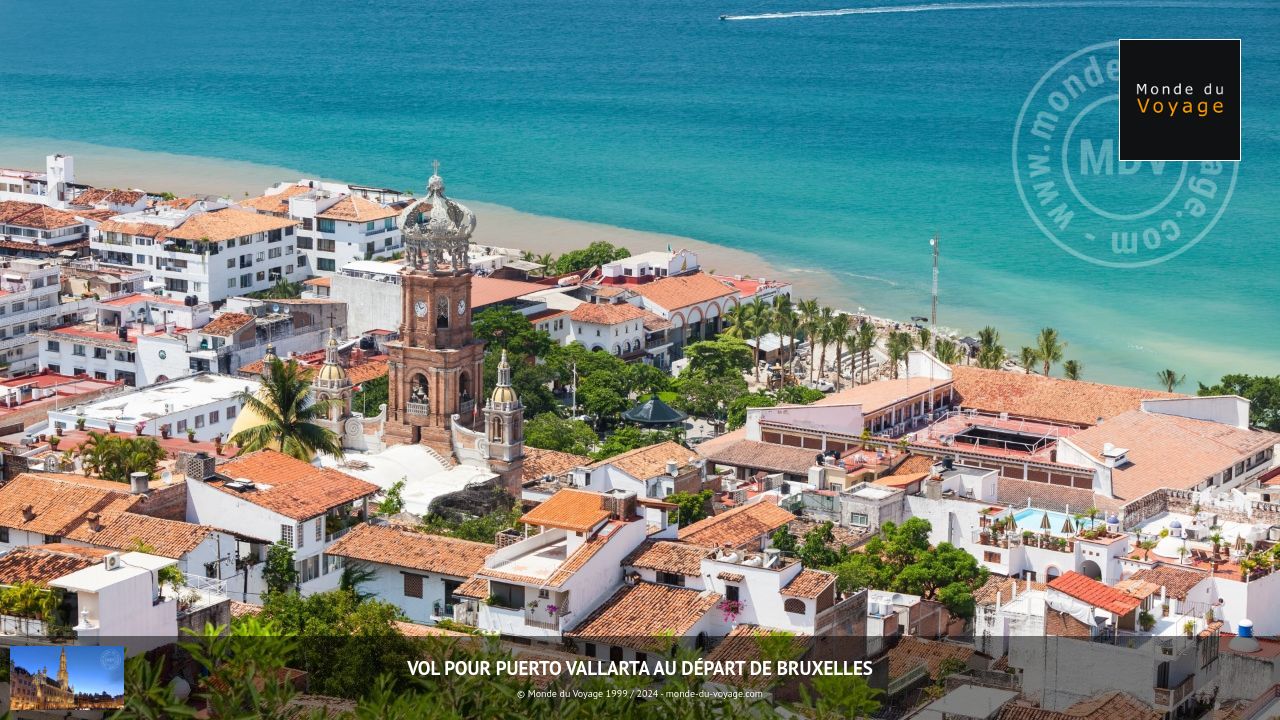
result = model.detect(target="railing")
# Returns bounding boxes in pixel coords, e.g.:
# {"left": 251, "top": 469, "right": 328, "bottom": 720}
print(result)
{"left": 406, "top": 401, "right": 430, "bottom": 416}
{"left": 459, "top": 399, "right": 475, "bottom": 417}
{"left": 1154, "top": 673, "right": 1194, "bottom": 708}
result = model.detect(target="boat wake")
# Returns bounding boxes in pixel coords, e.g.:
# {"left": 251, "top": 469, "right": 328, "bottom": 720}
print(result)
{"left": 720, "top": 1, "right": 1213, "bottom": 21}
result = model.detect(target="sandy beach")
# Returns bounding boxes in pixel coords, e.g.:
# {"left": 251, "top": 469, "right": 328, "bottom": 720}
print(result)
{"left": 0, "top": 138, "right": 849, "bottom": 311}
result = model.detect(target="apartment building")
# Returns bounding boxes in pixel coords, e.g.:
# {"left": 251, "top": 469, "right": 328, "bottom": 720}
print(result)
{"left": 92, "top": 206, "right": 304, "bottom": 303}
{"left": 0, "top": 259, "right": 92, "bottom": 374}
{"left": 239, "top": 182, "right": 403, "bottom": 275}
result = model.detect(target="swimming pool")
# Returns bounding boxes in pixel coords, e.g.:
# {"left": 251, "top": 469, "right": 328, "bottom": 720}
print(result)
{"left": 1012, "top": 508, "right": 1101, "bottom": 536}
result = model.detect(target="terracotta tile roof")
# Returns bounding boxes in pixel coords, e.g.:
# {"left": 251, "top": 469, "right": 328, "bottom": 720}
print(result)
{"left": 884, "top": 636, "right": 974, "bottom": 682}
{"left": 71, "top": 188, "right": 145, "bottom": 207}
{"left": 165, "top": 208, "right": 298, "bottom": 242}
{"left": 326, "top": 523, "right": 492, "bottom": 578}
{"left": 705, "top": 624, "right": 809, "bottom": 689}
{"left": 454, "top": 575, "right": 488, "bottom": 599}
{"left": 99, "top": 292, "right": 188, "bottom": 308}
{"left": 526, "top": 308, "right": 567, "bottom": 323}
{"left": 212, "top": 450, "right": 379, "bottom": 520}
{"left": 630, "top": 272, "right": 738, "bottom": 311}
{"left": 951, "top": 366, "right": 1179, "bottom": 427}
{"left": 546, "top": 521, "right": 622, "bottom": 586}
{"left": 470, "top": 277, "right": 547, "bottom": 309}
{"left": 0, "top": 201, "right": 84, "bottom": 230}
{"left": 157, "top": 196, "right": 202, "bottom": 210}
{"left": 813, "top": 376, "right": 952, "bottom": 415}
{"left": 874, "top": 471, "right": 929, "bottom": 489}
{"left": 0, "top": 546, "right": 104, "bottom": 585}
{"left": 238, "top": 184, "right": 312, "bottom": 214}
{"left": 592, "top": 441, "right": 694, "bottom": 479}
{"left": 994, "top": 476, "right": 1118, "bottom": 515}
{"left": 522, "top": 447, "right": 589, "bottom": 483}
{"left": 315, "top": 195, "right": 398, "bottom": 222}
{"left": 65, "top": 511, "right": 216, "bottom": 558}
{"left": 717, "top": 571, "right": 745, "bottom": 582}
{"left": 568, "top": 302, "right": 648, "bottom": 325}
{"left": 973, "top": 575, "right": 1048, "bottom": 606}
{"left": 97, "top": 219, "right": 170, "bottom": 238}
{"left": 303, "top": 276, "right": 332, "bottom": 288}
{"left": 1048, "top": 571, "right": 1142, "bottom": 615}
{"left": 1128, "top": 564, "right": 1209, "bottom": 601}
{"left": 1065, "top": 410, "right": 1280, "bottom": 500}
{"left": 780, "top": 568, "right": 836, "bottom": 598}
{"left": 201, "top": 312, "right": 255, "bottom": 337}
{"left": 894, "top": 453, "right": 937, "bottom": 475}
{"left": 239, "top": 351, "right": 388, "bottom": 386}
{"left": 0, "top": 473, "right": 136, "bottom": 536}
{"left": 566, "top": 582, "right": 721, "bottom": 652}
{"left": 677, "top": 500, "right": 795, "bottom": 549}
{"left": 230, "top": 601, "right": 262, "bottom": 618}
{"left": 641, "top": 310, "right": 672, "bottom": 332}
{"left": 999, "top": 691, "right": 1159, "bottom": 720}
{"left": 395, "top": 620, "right": 470, "bottom": 638}
{"left": 1113, "top": 577, "right": 1162, "bottom": 600}
{"left": 520, "top": 488, "right": 611, "bottom": 532}
{"left": 623, "top": 540, "right": 713, "bottom": 576}
{"left": 698, "top": 438, "right": 818, "bottom": 476}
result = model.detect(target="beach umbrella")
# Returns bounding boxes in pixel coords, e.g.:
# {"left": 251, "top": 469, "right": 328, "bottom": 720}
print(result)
{"left": 1040, "top": 512, "right": 1052, "bottom": 531}
{"left": 1061, "top": 516, "right": 1075, "bottom": 534}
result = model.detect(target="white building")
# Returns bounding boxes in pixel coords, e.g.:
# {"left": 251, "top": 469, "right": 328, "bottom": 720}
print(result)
{"left": 0, "top": 259, "right": 92, "bottom": 374}
{"left": 0, "top": 201, "right": 90, "bottom": 252}
{"left": 42, "top": 372, "right": 258, "bottom": 442}
{"left": 239, "top": 183, "right": 403, "bottom": 275}
{"left": 53, "top": 551, "right": 181, "bottom": 642}
{"left": 185, "top": 450, "right": 379, "bottom": 595}
{"left": 93, "top": 206, "right": 304, "bottom": 303}
{"left": 564, "top": 301, "right": 648, "bottom": 359}
{"left": 325, "top": 522, "right": 493, "bottom": 624}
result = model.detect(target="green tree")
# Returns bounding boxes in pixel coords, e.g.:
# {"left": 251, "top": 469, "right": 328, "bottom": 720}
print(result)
{"left": 339, "top": 561, "right": 378, "bottom": 602}
{"left": 232, "top": 355, "right": 343, "bottom": 460}
{"left": 724, "top": 298, "right": 773, "bottom": 382}
{"left": 933, "top": 336, "right": 961, "bottom": 365}
{"left": 627, "top": 362, "right": 673, "bottom": 398}
{"left": 976, "top": 326, "right": 1005, "bottom": 370}
{"left": 886, "top": 331, "right": 914, "bottom": 379}
{"left": 666, "top": 489, "right": 713, "bottom": 525}
{"left": 799, "top": 671, "right": 882, "bottom": 720}
{"left": 262, "top": 540, "right": 299, "bottom": 595}
{"left": 1198, "top": 374, "right": 1280, "bottom": 430}
{"left": 246, "top": 278, "right": 302, "bottom": 299}
{"left": 799, "top": 521, "right": 845, "bottom": 569}
{"left": 422, "top": 504, "right": 523, "bottom": 543}
{"left": 1158, "top": 368, "right": 1186, "bottom": 392}
{"left": 483, "top": 347, "right": 557, "bottom": 416}
{"left": 1035, "top": 326, "right": 1067, "bottom": 376}
{"left": 683, "top": 337, "right": 753, "bottom": 378}
{"left": 590, "top": 426, "right": 676, "bottom": 461}
{"left": 473, "top": 306, "right": 553, "bottom": 358}
{"left": 773, "top": 295, "right": 801, "bottom": 376}
{"left": 853, "top": 321, "right": 877, "bottom": 384}
{"left": 1018, "top": 346, "right": 1038, "bottom": 374}
{"left": 775, "top": 384, "right": 825, "bottom": 405}
{"left": 525, "top": 413, "right": 597, "bottom": 455}
{"left": 1063, "top": 359, "right": 1083, "bottom": 381}
{"left": 78, "top": 432, "right": 167, "bottom": 483}
{"left": 552, "top": 241, "right": 630, "bottom": 274}
{"left": 726, "top": 392, "right": 776, "bottom": 430}
{"left": 376, "top": 479, "right": 406, "bottom": 515}
{"left": 770, "top": 527, "right": 799, "bottom": 554}
{"left": 675, "top": 366, "right": 747, "bottom": 419}
{"left": 352, "top": 374, "right": 388, "bottom": 416}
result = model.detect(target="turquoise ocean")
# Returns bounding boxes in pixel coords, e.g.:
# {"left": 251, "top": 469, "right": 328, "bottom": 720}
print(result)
{"left": 1, "top": 0, "right": 1277, "bottom": 389}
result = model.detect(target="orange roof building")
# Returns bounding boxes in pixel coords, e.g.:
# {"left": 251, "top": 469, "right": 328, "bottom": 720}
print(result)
{"left": 677, "top": 499, "right": 795, "bottom": 549}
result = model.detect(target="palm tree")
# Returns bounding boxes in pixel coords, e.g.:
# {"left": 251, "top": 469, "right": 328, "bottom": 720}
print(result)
{"left": 1138, "top": 538, "right": 1158, "bottom": 561}
{"left": 886, "top": 331, "right": 914, "bottom": 379}
{"left": 829, "top": 313, "right": 850, "bottom": 391}
{"left": 1156, "top": 368, "right": 1185, "bottom": 392}
{"left": 797, "top": 298, "right": 821, "bottom": 378}
{"left": 534, "top": 252, "right": 555, "bottom": 276}
{"left": 976, "top": 326, "right": 1005, "bottom": 370}
{"left": 1063, "top": 359, "right": 1082, "bottom": 380}
{"left": 773, "top": 296, "right": 800, "bottom": 381}
{"left": 1035, "top": 327, "right": 1066, "bottom": 376}
{"left": 232, "top": 355, "right": 343, "bottom": 460}
{"left": 814, "top": 307, "right": 838, "bottom": 384}
{"left": 934, "top": 337, "right": 961, "bottom": 365}
{"left": 725, "top": 298, "right": 772, "bottom": 382}
{"left": 1018, "top": 347, "right": 1038, "bottom": 374}
{"left": 854, "top": 321, "right": 877, "bottom": 385}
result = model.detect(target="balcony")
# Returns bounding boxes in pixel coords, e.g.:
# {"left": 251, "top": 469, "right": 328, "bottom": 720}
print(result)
{"left": 406, "top": 401, "right": 430, "bottom": 416}
{"left": 459, "top": 399, "right": 475, "bottom": 417}
{"left": 1154, "top": 673, "right": 1194, "bottom": 708}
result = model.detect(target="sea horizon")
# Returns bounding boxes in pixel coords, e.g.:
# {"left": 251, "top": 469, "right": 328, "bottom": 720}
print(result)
{"left": 2, "top": 0, "right": 1277, "bottom": 391}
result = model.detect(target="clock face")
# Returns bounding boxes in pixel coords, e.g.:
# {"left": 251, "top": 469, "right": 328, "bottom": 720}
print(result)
{"left": 456, "top": 298, "right": 467, "bottom": 316}
{"left": 413, "top": 300, "right": 427, "bottom": 317}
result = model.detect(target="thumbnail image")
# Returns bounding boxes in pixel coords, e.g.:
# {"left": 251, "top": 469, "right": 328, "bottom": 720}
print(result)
{"left": 8, "top": 646, "right": 125, "bottom": 712}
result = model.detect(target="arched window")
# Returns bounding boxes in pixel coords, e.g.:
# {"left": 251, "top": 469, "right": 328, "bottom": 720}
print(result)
{"left": 437, "top": 296, "right": 450, "bottom": 329}
{"left": 489, "top": 416, "right": 503, "bottom": 442}
{"left": 784, "top": 598, "right": 807, "bottom": 614}
{"left": 409, "top": 373, "right": 429, "bottom": 407}
{"left": 459, "top": 372, "right": 472, "bottom": 403}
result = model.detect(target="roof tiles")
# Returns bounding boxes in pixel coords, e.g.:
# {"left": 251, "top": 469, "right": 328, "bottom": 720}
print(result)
{"left": 325, "top": 523, "right": 492, "bottom": 578}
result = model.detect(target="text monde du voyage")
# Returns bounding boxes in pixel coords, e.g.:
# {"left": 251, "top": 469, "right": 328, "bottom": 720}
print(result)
{"left": 1134, "top": 82, "right": 1228, "bottom": 118}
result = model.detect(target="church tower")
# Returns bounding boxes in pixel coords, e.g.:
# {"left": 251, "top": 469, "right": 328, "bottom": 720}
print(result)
{"left": 57, "top": 647, "right": 69, "bottom": 690}
{"left": 484, "top": 350, "right": 525, "bottom": 495}
{"left": 384, "top": 164, "right": 486, "bottom": 455}
{"left": 312, "top": 328, "right": 353, "bottom": 422}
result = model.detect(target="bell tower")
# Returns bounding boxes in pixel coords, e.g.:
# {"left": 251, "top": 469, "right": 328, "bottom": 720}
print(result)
{"left": 484, "top": 350, "right": 525, "bottom": 495}
{"left": 384, "top": 163, "right": 486, "bottom": 455}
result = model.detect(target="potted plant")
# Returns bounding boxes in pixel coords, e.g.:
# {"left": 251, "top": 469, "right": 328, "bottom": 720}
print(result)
{"left": 161, "top": 424, "right": 171, "bottom": 439}
{"left": 1161, "top": 602, "right": 1170, "bottom": 618}
{"left": 1205, "top": 608, "right": 1215, "bottom": 624}
{"left": 186, "top": 428, "right": 196, "bottom": 443}
{"left": 1183, "top": 620, "right": 1196, "bottom": 638}
{"left": 546, "top": 603, "right": 560, "bottom": 616}
{"left": 1139, "top": 610, "right": 1155, "bottom": 631}
{"left": 214, "top": 434, "right": 223, "bottom": 455}
{"left": 1022, "top": 530, "right": 1035, "bottom": 544}
{"left": 718, "top": 598, "right": 745, "bottom": 622}
{"left": 75, "top": 417, "right": 86, "bottom": 431}
{"left": 55, "top": 424, "right": 64, "bottom": 437}
{"left": 526, "top": 600, "right": 539, "bottom": 611}
{"left": 107, "top": 421, "right": 116, "bottom": 433}
{"left": 48, "top": 436, "right": 60, "bottom": 450}
{"left": 135, "top": 421, "right": 146, "bottom": 436}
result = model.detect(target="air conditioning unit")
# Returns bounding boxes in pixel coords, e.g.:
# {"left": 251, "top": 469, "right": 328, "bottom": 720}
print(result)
{"left": 104, "top": 552, "right": 123, "bottom": 571}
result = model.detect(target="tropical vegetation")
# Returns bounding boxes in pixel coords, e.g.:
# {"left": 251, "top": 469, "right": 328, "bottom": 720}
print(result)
{"left": 232, "top": 354, "right": 343, "bottom": 460}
